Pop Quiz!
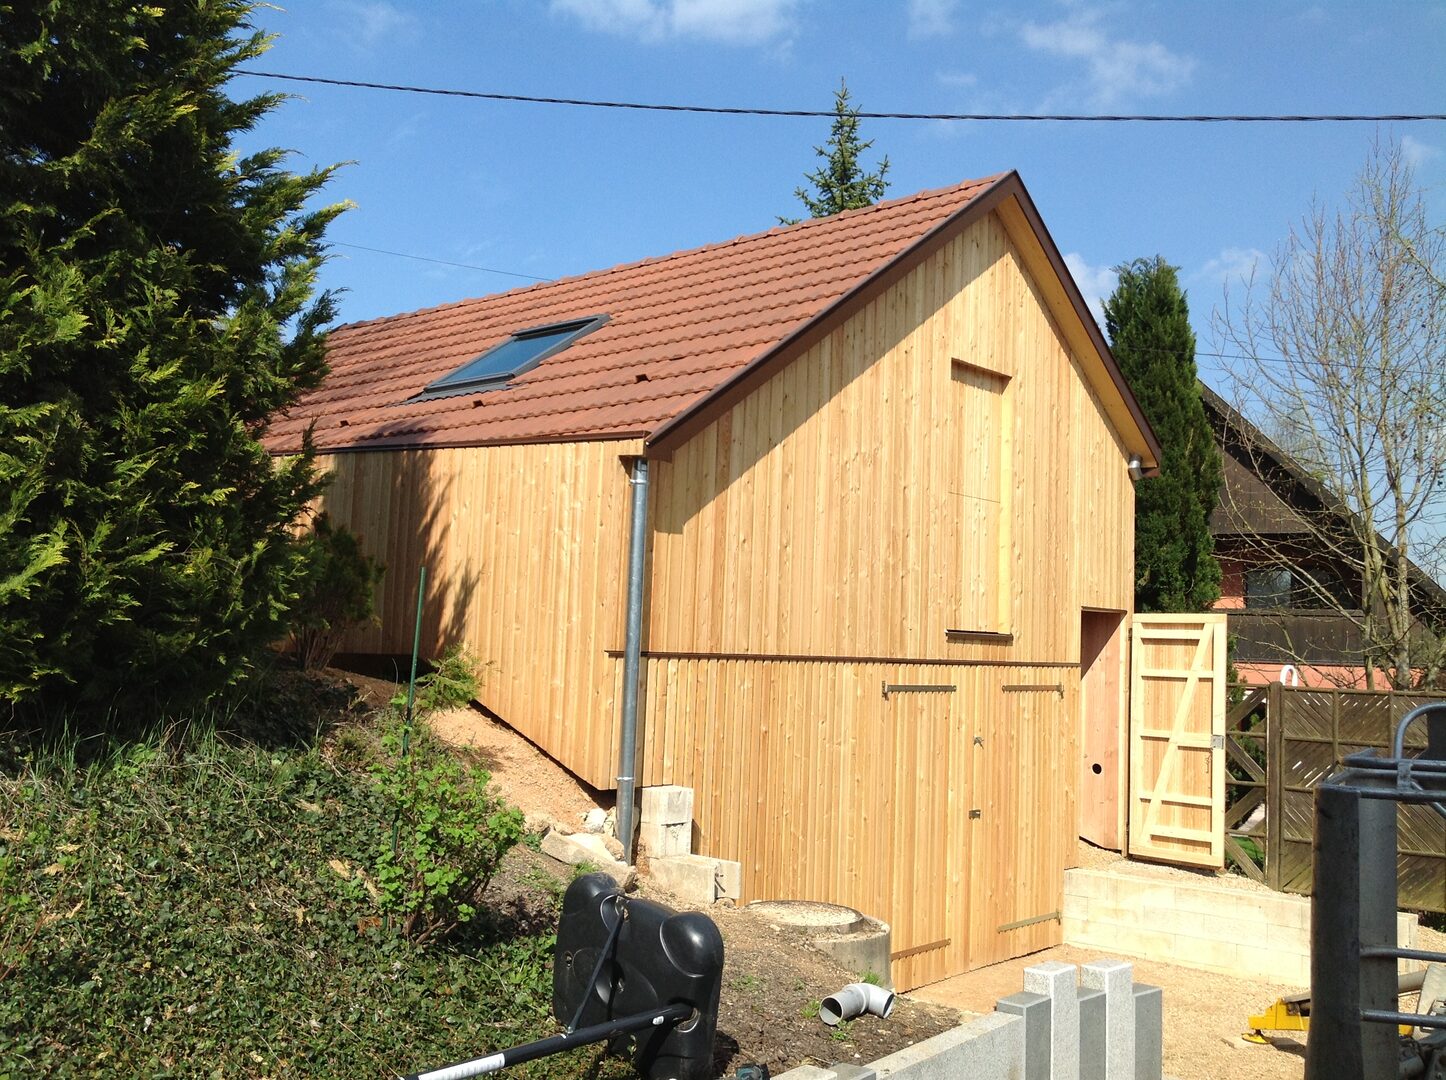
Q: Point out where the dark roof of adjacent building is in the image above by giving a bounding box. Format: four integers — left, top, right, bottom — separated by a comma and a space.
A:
1201, 383, 1446, 610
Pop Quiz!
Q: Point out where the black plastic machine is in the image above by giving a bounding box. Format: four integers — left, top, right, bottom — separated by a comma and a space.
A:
400, 873, 724, 1080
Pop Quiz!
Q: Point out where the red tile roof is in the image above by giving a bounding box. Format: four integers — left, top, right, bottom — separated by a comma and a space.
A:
265, 174, 1006, 454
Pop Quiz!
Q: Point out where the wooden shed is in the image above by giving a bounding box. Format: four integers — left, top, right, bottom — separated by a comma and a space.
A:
268, 172, 1162, 990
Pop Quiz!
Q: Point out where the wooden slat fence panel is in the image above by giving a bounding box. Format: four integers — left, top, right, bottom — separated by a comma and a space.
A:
1222, 685, 1269, 883
1267, 684, 1446, 912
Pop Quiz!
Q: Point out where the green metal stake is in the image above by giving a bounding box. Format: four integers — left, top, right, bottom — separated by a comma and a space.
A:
401, 564, 427, 758
387, 564, 427, 934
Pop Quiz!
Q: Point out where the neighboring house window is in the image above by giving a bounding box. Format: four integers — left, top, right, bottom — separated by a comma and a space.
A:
1243, 563, 1357, 610
1244, 567, 1293, 609
412, 314, 608, 401
949, 358, 1013, 635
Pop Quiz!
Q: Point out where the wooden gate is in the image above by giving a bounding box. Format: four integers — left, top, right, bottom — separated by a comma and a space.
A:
1128, 614, 1227, 868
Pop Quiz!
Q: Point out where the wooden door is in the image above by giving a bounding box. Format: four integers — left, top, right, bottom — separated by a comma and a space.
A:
1128, 614, 1228, 868
967, 682, 1074, 968
885, 688, 960, 991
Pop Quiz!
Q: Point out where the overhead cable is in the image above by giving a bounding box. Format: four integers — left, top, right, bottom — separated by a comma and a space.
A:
236, 71, 1446, 124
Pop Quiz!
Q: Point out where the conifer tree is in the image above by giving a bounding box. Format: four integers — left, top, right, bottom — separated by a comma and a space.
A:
782, 79, 890, 223
0, 1, 345, 714
1104, 257, 1223, 612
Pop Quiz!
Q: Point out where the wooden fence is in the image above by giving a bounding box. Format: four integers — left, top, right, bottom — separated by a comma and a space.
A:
1224, 683, 1446, 913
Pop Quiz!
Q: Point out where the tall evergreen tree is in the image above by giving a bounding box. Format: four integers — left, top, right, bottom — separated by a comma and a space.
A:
1104, 257, 1223, 612
0, 1, 345, 714
782, 79, 890, 223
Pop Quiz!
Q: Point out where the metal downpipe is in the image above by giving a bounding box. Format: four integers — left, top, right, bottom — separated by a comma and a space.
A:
616, 456, 650, 865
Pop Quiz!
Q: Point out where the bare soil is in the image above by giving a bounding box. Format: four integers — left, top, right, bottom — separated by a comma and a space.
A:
427, 705, 611, 832
1076, 836, 1279, 894
483, 843, 961, 1076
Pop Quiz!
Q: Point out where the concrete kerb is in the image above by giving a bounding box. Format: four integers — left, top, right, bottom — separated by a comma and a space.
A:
772, 957, 1163, 1080
772, 1012, 1026, 1080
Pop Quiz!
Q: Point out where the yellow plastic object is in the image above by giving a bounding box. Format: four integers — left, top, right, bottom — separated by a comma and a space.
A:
1245, 995, 1412, 1042
1246, 996, 1310, 1042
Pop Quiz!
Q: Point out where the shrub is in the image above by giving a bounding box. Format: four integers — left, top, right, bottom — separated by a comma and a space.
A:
393, 643, 484, 715
288, 513, 385, 671
0, 1, 345, 716
0, 732, 611, 1077
374, 720, 523, 946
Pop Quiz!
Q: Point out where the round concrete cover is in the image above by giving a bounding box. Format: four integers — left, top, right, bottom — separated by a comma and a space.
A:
745, 900, 869, 935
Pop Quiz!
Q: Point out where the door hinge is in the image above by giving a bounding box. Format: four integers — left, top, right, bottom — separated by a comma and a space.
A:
1211, 734, 1225, 749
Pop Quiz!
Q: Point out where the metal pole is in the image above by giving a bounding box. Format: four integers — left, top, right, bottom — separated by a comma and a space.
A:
400, 1002, 690, 1080
616, 457, 650, 864
1306, 783, 1363, 1080
1306, 782, 1399, 1080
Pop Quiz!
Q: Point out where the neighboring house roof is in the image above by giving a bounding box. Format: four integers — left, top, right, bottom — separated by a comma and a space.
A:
266, 172, 1160, 465
1200, 382, 1446, 613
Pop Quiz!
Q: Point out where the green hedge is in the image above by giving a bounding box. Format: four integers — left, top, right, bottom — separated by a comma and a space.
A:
0, 737, 631, 1078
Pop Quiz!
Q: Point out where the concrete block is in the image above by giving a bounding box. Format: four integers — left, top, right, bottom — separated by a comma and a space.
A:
715, 858, 742, 902
639, 820, 691, 858
823, 1067, 876, 1079
870, 1011, 1022, 1079
996, 991, 1050, 1080
542, 829, 614, 865
1079, 988, 1105, 1080
1062, 893, 1089, 920
772, 1068, 838, 1080
1082, 960, 1134, 1080
814, 920, 893, 988
539, 830, 636, 889
1025, 960, 1079, 1080
1132, 984, 1162, 1080
639, 785, 693, 827
648, 854, 719, 905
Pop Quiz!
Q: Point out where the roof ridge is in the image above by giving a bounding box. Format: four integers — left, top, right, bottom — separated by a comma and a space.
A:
327, 174, 1004, 336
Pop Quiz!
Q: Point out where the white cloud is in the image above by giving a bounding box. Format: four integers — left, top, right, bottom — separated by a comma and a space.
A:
1197, 247, 1265, 291
550, 0, 801, 45
1019, 8, 1194, 109
1402, 135, 1443, 168
936, 71, 979, 88
328, 0, 418, 52
908, 0, 958, 39
1063, 252, 1116, 325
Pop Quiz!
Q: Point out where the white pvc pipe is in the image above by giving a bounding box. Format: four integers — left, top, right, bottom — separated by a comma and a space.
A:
819, 983, 896, 1026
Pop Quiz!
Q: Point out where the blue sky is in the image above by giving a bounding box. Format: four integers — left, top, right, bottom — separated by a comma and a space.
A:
239, 0, 1446, 393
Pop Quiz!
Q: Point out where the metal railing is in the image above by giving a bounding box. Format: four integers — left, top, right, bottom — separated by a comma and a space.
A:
1305, 702, 1446, 1080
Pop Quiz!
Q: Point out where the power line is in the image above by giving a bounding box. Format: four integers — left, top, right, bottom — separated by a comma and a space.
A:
236, 70, 1446, 124
331, 241, 551, 282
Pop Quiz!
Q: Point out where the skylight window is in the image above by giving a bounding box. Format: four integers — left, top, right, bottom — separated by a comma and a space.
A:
414, 314, 607, 400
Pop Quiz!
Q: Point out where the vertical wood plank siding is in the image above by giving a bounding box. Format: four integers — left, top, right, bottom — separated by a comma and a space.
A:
638, 210, 1136, 989
638, 659, 1078, 990
646, 211, 1133, 662
315, 442, 639, 788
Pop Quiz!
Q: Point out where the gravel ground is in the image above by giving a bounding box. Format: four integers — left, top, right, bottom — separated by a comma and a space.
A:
911, 943, 1307, 1080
